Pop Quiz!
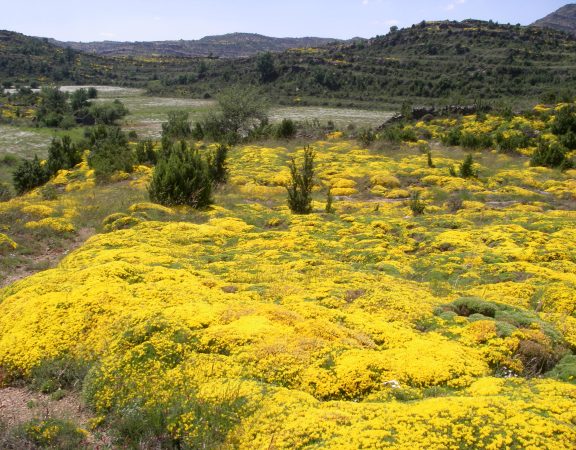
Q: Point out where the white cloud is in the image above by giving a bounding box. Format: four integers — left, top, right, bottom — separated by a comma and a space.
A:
99, 32, 117, 39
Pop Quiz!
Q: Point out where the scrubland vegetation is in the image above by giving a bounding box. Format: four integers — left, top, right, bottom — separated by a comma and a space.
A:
0, 93, 575, 448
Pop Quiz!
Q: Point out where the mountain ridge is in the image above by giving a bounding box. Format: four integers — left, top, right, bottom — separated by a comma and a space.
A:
532, 4, 576, 35
43, 32, 354, 58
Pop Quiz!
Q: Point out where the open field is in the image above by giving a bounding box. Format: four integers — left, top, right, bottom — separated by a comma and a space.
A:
65, 86, 394, 137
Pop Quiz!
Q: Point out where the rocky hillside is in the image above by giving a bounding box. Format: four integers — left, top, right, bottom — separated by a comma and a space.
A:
153, 20, 576, 107
46, 33, 348, 58
532, 4, 576, 35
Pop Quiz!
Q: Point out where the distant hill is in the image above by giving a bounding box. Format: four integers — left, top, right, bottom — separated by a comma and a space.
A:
0, 29, 121, 84
45, 33, 349, 58
154, 20, 576, 107
3, 21, 576, 108
0, 30, 206, 87
532, 4, 576, 35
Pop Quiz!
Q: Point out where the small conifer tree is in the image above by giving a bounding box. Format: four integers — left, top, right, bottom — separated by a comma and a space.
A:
148, 142, 212, 208
208, 144, 229, 185
427, 150, 435, 168
459, 154, 477, 178
325, 188, 335, 213
13, 155, 50, 195
287, 146, 315, 214
46, 136, 82, 176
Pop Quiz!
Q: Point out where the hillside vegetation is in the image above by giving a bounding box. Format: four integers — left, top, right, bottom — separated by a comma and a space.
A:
4, 20, 576, 109
47, 33, 347, 58
0, 103, 575, 447
152, 20, 576, 108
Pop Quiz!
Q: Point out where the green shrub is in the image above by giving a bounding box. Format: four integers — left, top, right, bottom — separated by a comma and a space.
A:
276, 118, 297, 139
450, 297, 498, 317
379, 125, 417, 143
30, 356, 90, 394
408, 191, 426, 216
287, 146, 315, 214
207, 143, 229, 185
0, 182, 12, 202
427, 150, 435, 168
325, 188, 335, 213
135, 139, 157, 165
161, 110, 192, 151
495, 130, 530, 153
547, 354, 576, 383
446, 193, 464, 213
0, 154, 20, 167
459, 153, 477, 178
12, 155, 50, 195
89, 99, 129, 125
530, 140, 573, 170
46, 135, 82, 176
357, 127, 375, 147
40, 184, 58, 200
551, 104, 576, 149
105, 392, 246, 449
201, 87, 269, 144
19, 418, 86, 449
442, 127, 462, 146
148, 142, 212, 208
459, 131, 492, 149
87, 126, 135, 183
495, 321, 517, 338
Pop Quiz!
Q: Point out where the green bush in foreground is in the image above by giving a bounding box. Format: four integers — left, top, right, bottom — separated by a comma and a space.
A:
287, 146, 315, 214
12, 155, 49, 195
148, 142, 212, 208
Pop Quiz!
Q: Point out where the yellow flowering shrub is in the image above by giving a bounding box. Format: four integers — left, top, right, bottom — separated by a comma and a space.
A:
0, 132, 575, 447
24, 217, 75, 234
0, 233, 18, 252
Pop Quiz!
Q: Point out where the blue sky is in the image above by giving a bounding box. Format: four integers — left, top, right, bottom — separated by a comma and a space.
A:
1, 1, 571, 41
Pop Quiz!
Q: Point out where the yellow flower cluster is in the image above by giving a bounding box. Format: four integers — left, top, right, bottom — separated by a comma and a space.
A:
0, 129, 575, 447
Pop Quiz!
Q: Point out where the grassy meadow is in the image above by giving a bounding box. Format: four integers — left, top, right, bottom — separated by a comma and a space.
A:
0, 102, 575, 448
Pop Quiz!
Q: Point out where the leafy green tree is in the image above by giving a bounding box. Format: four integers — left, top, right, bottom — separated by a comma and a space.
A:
202, 87, 269, 143
37, 86, 71, 127
87, 87, 98, 99
148, 141, 212, 208
256, 52, 278, 83
287, 146, 315, 214
13, 155, 50, 194
70, 88, 90, 112
89, 100, 129, 125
